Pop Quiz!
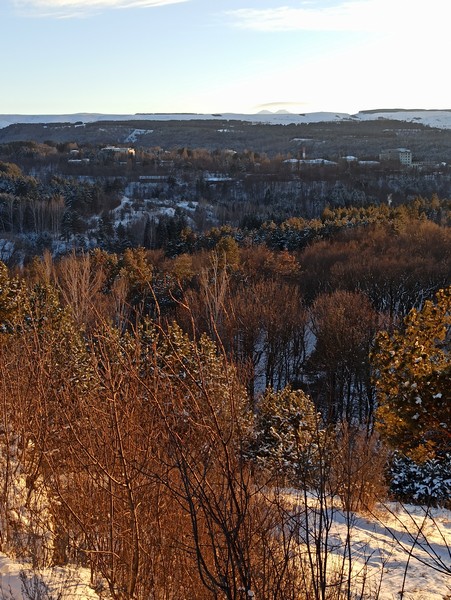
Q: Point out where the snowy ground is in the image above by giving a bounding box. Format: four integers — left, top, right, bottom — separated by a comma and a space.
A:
328, 503, 451, 600
0, 502, 449, 599
285, 490, 451, 600
0, 557, 99, 600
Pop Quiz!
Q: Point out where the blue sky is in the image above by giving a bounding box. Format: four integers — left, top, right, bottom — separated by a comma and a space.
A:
1, 0, 450, 115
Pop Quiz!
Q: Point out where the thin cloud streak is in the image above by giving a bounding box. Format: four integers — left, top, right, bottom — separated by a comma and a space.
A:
256, 101, 310, 110
14, 0, 188, 18
226, 0, 440, 33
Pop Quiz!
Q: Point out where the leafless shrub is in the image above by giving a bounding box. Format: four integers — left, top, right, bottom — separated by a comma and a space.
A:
329, 423, 388, 513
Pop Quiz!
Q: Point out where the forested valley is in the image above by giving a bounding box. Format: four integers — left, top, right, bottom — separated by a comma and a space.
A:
0, 134, 450, 599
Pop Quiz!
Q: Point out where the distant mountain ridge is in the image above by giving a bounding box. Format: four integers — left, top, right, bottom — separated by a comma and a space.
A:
1, 109, 451, 130
359, 108, 451, 114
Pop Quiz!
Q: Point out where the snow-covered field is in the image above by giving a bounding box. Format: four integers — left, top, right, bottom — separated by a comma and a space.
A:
0, 502, 448, 599
1, 109, 451, 130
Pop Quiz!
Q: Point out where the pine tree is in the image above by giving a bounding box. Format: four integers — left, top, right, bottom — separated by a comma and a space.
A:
373, 286, 451, 460
247, 386, 319, 482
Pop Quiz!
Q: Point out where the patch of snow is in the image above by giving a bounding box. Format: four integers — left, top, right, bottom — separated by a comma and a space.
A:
0, 556, 99, 600
124, 129, 153, 143
177, 200, 198, 212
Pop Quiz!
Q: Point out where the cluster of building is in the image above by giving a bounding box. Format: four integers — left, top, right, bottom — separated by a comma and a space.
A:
283, 147, 415, 170
68, 146, 136, 166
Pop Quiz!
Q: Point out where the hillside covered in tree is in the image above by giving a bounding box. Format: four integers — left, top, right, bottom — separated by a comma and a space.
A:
0, 127, 449, 599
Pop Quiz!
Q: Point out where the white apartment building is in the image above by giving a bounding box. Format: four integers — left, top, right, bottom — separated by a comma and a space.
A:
379, 148, 412, 166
